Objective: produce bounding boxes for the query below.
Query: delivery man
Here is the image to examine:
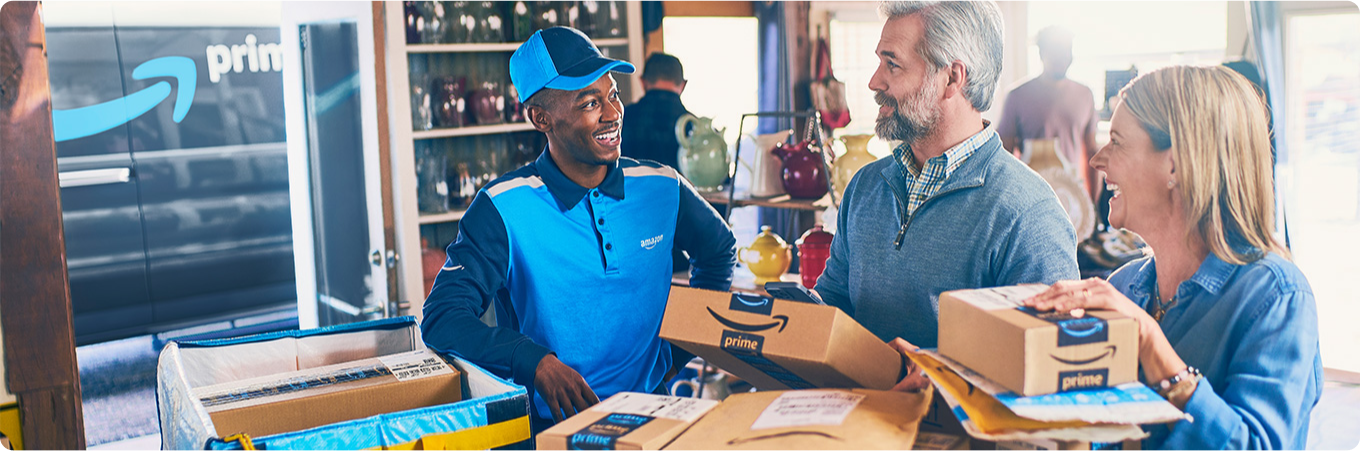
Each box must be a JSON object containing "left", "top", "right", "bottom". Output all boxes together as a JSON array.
[
  {"left": 815, "top": 1, "right": 1080, "bottom": 390},
  {"left": 419, "top": 27, "right": 737, "bottom": 431}
]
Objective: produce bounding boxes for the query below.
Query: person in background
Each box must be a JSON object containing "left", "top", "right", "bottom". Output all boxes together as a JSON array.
[
  {"left": 816, "top": 0, "right": 1079, "bottom": 382},
  {"left": 622, "top": 52, "right": 689, "bottom": 169},
  {"left": 420, "top": 27, "right": 736, "bottom": 431},
  {"left": 620, "top": 52, "right": 703, "bottom": 272},
  {"left": 997, "top": 25, "right": 1102, "bottom": 201},
  {"left": 1024, "top": 66, "right": 1322, "bottom": 449}
]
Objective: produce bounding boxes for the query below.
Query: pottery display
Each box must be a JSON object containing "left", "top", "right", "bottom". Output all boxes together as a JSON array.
[
  {"left": 796, "top": 224, "right": 834, "bottom": 289},
  {"left": 739, "top": 129, "right": 792, "bottom": 198},
  {"left": 772, "top": 139, "right": 830, "bottom": 200},
  {"left": 675, "top": 114, "right": 730, "bottom": 192},
  {"left": 833, "top": 134, "right": 875, "bottom": 200},
  {"left": 469, "top": 85, "right": 504, "bottom": 125},
  {"left": 416, "top": 143, "right": 449, "bottom": 213},
  {"left": 738, "top": 226, "right": 792, "bottom": 287}
]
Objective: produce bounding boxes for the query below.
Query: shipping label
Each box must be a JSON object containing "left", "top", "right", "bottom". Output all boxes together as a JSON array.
[
  {"left": 749, "top": 390, "right": 866, "bottom": 430},
  {"left": 593, "top": 392, "right": 718, "bottom": 422},
  {"left": 379, "top": 349, "right": 455, "bottom": 382}
]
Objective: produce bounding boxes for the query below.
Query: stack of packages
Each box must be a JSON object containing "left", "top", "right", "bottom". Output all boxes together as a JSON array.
[
  {"left": 536, "top": 286, "right": 935, "bottom": 450},
  {"left": 541, "top": 285, "right": 1190, "bottom": 450},
  {"left": 157, "top": 317, "right": 532, "bottom": 450},
  {"left": 918, "top": 284, "right": 1189, "bottom": 447}
]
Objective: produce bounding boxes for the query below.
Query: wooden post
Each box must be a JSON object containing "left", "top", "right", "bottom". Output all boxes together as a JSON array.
[{"left": 0, "top": 2, "right": 88, "bottom": 449}]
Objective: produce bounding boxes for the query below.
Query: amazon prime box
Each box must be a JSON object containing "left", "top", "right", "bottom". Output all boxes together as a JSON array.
[
  {"left": 938, "top": 285, "right": 1138, "bottom": 396},
  {"left": 658, "top": 286, "right": 902, "bottom": 391},
  {"left": 537, "top": 393, "right": 719, "bottom": 449}
]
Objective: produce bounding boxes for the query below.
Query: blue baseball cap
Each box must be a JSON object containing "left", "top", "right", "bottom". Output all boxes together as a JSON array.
[{"left": 510, "top": 27, "right": 635, "bottom": 104}]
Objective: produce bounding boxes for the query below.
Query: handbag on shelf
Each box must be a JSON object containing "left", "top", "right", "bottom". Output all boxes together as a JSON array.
[{"left": 809, "top": 36, "right": 851, "bottom": 131}]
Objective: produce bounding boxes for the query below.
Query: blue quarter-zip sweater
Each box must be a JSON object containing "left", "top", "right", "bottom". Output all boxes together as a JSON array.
[
  {"left": 421, "top": 150, "right": 736, "bottom": 420},
  {"left": 816, "top": 131, "right": 1079, "bottom": 347}
]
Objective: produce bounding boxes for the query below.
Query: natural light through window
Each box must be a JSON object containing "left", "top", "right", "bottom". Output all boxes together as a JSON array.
[{"left": 1282, "top": 12, "right": 1360, "bottom": 373}]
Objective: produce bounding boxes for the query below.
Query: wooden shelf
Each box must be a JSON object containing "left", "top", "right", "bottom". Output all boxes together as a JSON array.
[
  {"left": 417, "top": 208, "right": 467, "bottom": 224},
  {"left": 701, "top": 191, "right": 833, "bottom": 211},
  {"left": 406, "top": 38, "right": 629, "bottom": 54},
  {"left": 413, "top": 122, "right": 535, "bottom": 140}
]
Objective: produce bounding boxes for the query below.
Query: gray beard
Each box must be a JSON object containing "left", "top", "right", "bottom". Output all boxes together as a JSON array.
[{"left": 873, "top": 85, "right": 941, "bottom": 146}]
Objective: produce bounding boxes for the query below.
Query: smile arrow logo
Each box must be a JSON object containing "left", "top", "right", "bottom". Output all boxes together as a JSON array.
[{"left": 52, "top": 56, "right": 197, "bottom": 142}]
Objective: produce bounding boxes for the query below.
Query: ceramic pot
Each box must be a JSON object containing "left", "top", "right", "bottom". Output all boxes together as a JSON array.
[
  {"left": 738, "top": 226, "right": 792, "bottom": 287},
  {"left": 796, "top": 224, "right": 834, "bottom": 289},
  {"left": 421, "top": 238, "right": 444, "bottom": 298},
  {"left": 469, "top": 86, "right": 504, "bottom": 125},
  {"left": 675, "top": 114, "right": 729, "bottom": 192},
  {"left": 772, "top": 140, "right": 830, "bottom": 199},
  {"left": 740, "top": 130, "right": 791, "bottom": 198},
  {"left": 834, "top": 134, "right": 875, "bottom": 199}
]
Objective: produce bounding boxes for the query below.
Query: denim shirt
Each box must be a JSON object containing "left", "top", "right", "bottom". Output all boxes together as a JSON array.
[{"left": 1107, "top": 251, "right": 1322, "bottom": 449}]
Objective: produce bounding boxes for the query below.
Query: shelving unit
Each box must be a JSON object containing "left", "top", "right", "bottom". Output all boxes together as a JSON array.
[
  {"left": 381, "top": 2, "right": 646, "bottom": 315},
  {"left": 406, "top": 38, "right": 630, "bottom": 54},
  {"left": 412, "top": 122, "right": 535, "bottom": 140},
  {"left": 700, "top": 192, "right": 833, "bottom": 212},
  {"left": 417, "top": 209, "right": 466, "bottom": 225}
]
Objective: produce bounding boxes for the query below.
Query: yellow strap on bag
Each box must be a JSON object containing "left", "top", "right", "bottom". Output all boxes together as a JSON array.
[
  {"left": 903, "top": 348, "right": 1092, "bottom": 433},
  {"left": 222, "top": 433, "right": 256, "bottom": 450},
  {"left": 384, "top": 416, "right": 530, "bottom": 450}
]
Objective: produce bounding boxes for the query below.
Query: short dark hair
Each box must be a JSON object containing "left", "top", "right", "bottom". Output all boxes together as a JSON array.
[{"left": 641, "top": 53, "right": 684, "bottom": 84}]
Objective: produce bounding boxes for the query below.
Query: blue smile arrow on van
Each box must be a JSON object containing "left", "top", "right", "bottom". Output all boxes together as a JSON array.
[{"left": 51, "top": 56, "right": 197, "bottom": 142}]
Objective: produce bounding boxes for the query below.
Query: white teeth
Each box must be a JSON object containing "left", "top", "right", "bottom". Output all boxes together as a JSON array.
[
  {"left": 1107, "top": 183, "right": 1119, "bottom": 192},
  {"left": 595, "top": 129, "right": 619, "bottom": 140}
]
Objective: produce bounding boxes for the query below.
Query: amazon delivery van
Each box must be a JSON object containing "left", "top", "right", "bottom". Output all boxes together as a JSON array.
[{"left": 46, "top": 9, "right": 295, "bottom": 344}]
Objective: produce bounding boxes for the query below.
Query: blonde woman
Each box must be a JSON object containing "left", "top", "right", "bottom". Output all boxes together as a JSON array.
[{"left": 1024, "top": 66, "right": 1321, "bottom": 449}]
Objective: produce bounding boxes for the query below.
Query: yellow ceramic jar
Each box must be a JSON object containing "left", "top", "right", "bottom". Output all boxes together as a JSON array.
[
  {"left": 738, "top": 226, "right": 792, "bottom": 287},
  {"left": 834, "top": 134, "right": 877, "bottom": 199}
]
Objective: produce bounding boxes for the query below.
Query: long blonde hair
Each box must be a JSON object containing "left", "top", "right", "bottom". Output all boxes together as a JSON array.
[{"left": 1118, "top": 65, "right": 1289, "bottom": 264}]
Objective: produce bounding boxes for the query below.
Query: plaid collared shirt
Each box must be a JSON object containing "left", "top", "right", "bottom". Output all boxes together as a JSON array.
[{"left": 892, "top": 124, "right": 995, "bottom": 218}]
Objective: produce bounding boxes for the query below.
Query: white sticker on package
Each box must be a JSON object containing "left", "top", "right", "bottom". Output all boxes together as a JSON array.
[
  {"left": 594, "top": 392, "right": 719, "bottom": 422},
  {"left": 378, "top": 350, "right": 455, "bottom": 381},
  {"left": 954, "top": 285, "right": 1048, "bottom": 310},
  {"left": 749, "top": 391, "right": 866, "bottom": 430}
]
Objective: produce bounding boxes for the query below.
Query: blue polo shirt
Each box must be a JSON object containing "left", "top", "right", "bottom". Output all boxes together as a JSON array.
[{"left": 421, "top": 150, "right": 736, "bottom": 420}]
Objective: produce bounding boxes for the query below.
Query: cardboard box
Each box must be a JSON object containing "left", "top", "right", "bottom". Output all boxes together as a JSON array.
[
  {"left": 938, "top": 285, "right": 1138, "bottom": 397},
  {"left": 158, "top": 317, "right": 532, "bottom": 450},
  {"left": 663, "top": 389, "right": 931, "bottom": 450},
  {"left": 537, "top": 393, "right": 720, "bottom": 450},
  {"left": 659, "top": 286, "right": 901, "bottom": 391},
  {"left": 196, "top": 350, "right": 462, "bottom": 439}
]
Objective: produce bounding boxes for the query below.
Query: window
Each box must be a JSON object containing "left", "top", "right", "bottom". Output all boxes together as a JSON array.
[
  {"left": 830, "top": 18, "right": 896, "bottom": 159},
  {"left": 1026, "top": 2, "right": 1227, "bottom": 114},
  {"left": 1281, "top": 11, "right": 1360, "bottom": 373}
]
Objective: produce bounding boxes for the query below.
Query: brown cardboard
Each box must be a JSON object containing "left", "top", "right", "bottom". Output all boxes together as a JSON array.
[
  {"left": 658, "top": 286, "right": 901, "bottom": 391},
  {"left": 663, "top": 389, "right": 931, "bottom": 450},
  {"left": 537, "top": 393, "right": 719, "bottom": 450},
  {"left": 938, "top": 285, "right": 1138, "bottom": 396},
  {"left": 200, "top": 355, "right": 463, "bottom": 439}
]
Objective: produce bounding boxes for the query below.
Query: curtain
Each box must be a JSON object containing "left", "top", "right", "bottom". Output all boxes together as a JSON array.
[
  {"left": 754, "top": 1, "right": 813, "bottom": 270},
  {"left": 1247, "top": 1, "right": 1290, "bottom": 248}
]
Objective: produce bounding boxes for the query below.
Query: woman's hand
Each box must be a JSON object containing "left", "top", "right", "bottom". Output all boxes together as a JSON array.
[
  {"left": 1024, "top": 278, "right": 1188, "bottom": 385},
  {"left": 888, "top": 338, "right": 931, "bottom": 393},
  {"left": 1023, "top": 278, "right": 1144, "bottom": 320}
]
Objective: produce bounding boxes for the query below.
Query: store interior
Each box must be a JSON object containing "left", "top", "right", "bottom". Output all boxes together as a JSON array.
[{"left": 1, "top": 1, "right": 1359, "bottom": 449}]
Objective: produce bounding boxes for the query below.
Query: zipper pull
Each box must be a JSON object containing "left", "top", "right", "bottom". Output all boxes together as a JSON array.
[{"left": 893, "top": 223, "right": 907, "bottom": 250}]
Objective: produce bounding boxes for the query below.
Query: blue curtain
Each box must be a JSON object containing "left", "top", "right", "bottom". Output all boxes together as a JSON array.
[
  {"left": 753, "top": 1, "right": 813, "bottom": 269},
  {"left": 1250, "top": 1, "right": 1287, "bottom": 165},
  {"left": 1248, "top": 1, "right": 1291, "bottom": 248}
]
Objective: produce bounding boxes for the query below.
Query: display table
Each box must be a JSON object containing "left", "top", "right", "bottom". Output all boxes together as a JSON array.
[{"left": 670, "top": 267, "right": 802, "bottom": 297}]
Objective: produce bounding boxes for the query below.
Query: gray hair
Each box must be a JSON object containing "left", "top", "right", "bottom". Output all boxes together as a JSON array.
[{"left": 879, "top": 1, "right": 1004, "bottom": 112}]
